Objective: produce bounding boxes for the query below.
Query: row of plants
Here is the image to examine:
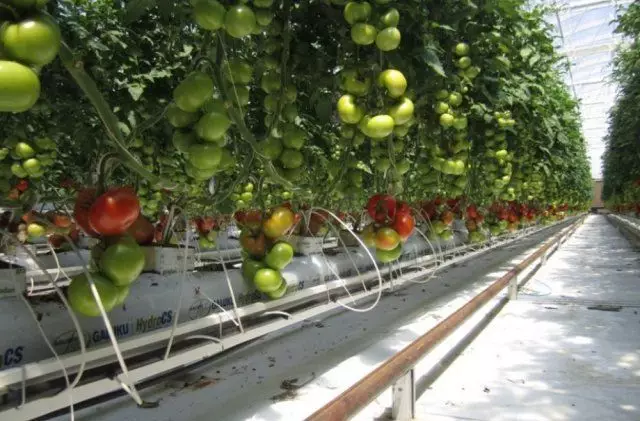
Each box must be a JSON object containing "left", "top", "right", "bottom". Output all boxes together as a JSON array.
[
  {"left": 0, "top": 0, "right": 591, "bottom": 317},
  {"left": 602, "top": 2, "right": 640, "bottom": 215}
]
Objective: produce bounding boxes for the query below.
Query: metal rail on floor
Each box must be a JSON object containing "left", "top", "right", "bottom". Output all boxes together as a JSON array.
[{"left": 306, "top": 217, "right": 584, "bottom": 421}]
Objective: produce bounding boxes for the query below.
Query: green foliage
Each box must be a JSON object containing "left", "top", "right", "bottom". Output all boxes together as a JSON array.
[{"left": 602, "top": 2, "right": 640, "bottom": 207}]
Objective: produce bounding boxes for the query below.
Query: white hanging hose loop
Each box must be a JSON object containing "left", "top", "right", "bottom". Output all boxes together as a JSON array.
[
  {"left": 262, "top": 310, "right": 292, "bottom": 319},
  {"left": 183, "top": 335, "right": 223, "bottom": 348},
  {"left": 311, "top": 207, "right": 384, "bottom": 313}
]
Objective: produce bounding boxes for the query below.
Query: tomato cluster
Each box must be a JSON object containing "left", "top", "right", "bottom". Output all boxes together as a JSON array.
[
  {"left": 0, "top": 2, "right": 60, "bottom": 113},
  {"left": 361, "top": 194, "right": 414, "bottom": 263},
  {"left": 238, "top": 206, "right": 296, "bottom": 299},
  {"left": 69, "top": 186, "right": 147, "bottom": 316}
]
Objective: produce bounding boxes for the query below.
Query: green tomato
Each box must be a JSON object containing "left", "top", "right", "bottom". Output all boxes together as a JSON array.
[
  {"left": 172, "top": 130, "right": 196, "bottom": 153},
  {"left": 0, "top": 61, "right": 40, "bottom": 113},
  {"left": 389, "top": 97, "right": 414, "bottom": 125},
  {"left": 337, "top": 94, "right": 364, "bottom": 124},
  {"left": 435, "top": 101, "right": 449, "bottom": 114},
  {"left": 361, "top": 114, "right": 394, "bottom": 139},
  {"left": 378, "top": 69, "right": 406, "bottom": 98},
  {"left": 255, "top": 9, "right": 274, "bottom": 26},
  {"left": 376, "top": 243, "right": 402, "bottom": 263},
  {"left": 15, "top": 142, "right": 35, "bottom": 158},
  {"left": 253, "top": 268, "right": 283, "bottom": 293},
  {"left": 224, "top": 58, "right": 253, "bottom": 85},
  {"left": 187, "top": 143, "right": 222, "bottom": 169},
  {"left": 22, "top": 158, "right": 41, "bottom": 175},
  {"left": 279, "top": 148, "right": 304, "bottom": 169},
  {"left": 344, "top": 76, "right": 372, "bottom": 96},
  {"left": 242, "top": 259, "right": 266, "bottom": 283},
  {"left": 224, "top": 5, "right": 257, "bottom": 38},
  {"left": 193, "top": 0, "right": 226, "bottom": 30},
  {"left": 435, "top": 89, "right": 449, "bottom": 100},
  {"left": 100, "top": 237, "right": 145, "bottom": 286},
  {"left": 375, "top": 27, "right": 401, "bottom": 51},
  {"left": 261, "top": 71, "right": 281, "bottom": 93},
  {"left": 439, "top": 113, "right": 454, "bottom": 128},
  {"left": 343, "top": 1, "right": 372, "bottom": 25},
  {"left": 195, "top": 112, "right": 231, "bottom": 143},
  {"left": 174, "top": 72, "right": 214, "bottom": 112},
  {"left": 11, "top": 163, "right": 27, "bottom": 178},
  {"left": 455, "top": 42, "right": 470, "bottom": 56},
  {"left": 260, "top": 136, "right": 283, "bottom": 160},
  {"left": 448, "top": 92, "right": 463, "bottom": 107},
  {"left": 167, "top": 103, "right": 199, "bottom": 128},
  {"left": 464, "top": 66, "right": 480, "bottom": 79},
  {"left": 351, "top": 23, "right": 377, "bottom": 45},
  {"left": 457, "top": 56, "right": 472, "bottom": 69},
  {"left": 267, "top": 280, "right": 288, "bottom": 299},
  {"left": 453, "top": 116, "right": 468, "bottom": 130},
  {"left": 380, "top": 8, "right": 399, "bottom": 27},
  {"left": 68, "top": 273, "right": 119, "bottom": 317},
  {"left": 264, "top": 241, "right": 294, "bottom": 270},
  {"left": 1, "top": 14, "right": 61, "bottom": 66},
  {"left": 282, "top": 126, "right": 306, "bottom": 150}
]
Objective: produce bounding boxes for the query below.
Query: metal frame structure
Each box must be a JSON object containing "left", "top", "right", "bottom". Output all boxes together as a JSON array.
[{"left": 543, "top": 0, "right": 634, "bottom": 178}]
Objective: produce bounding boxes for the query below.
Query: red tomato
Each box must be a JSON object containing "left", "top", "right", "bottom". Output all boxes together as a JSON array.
[
  {"left": 466, "top": 205, "right": 478, "bottom": 220},
  {"left": 88, "top": 187, "right": 140, "bottom": 236},
  {"left": 375, "top": 227, "right": 401, "bottom": 251},
  {"left": 16, "top": 179, "right": 28, "bottom": 192},
  {"left": 393, "top": 212, "right": 415, "bottom": 240},
  {"left": 74, "top": 188, "right": 99, "bottom": 237},
  {"left": 441, "top": 210, "right": 454, "bottom": 225},
  {"left": 126, "top": 214, "right": 155, "bottom": 245},
  {"left": 7, "top": 188, "right": 19, "bottom": 201},
  {"left": 395, "top": 200, "right": 411, "bottom": 215},
  {"left": 367, "top": 194, "right": 397, "bottom": 224}
]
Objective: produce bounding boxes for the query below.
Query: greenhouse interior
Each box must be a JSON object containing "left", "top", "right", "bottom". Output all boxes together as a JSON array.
[{"left": 0, "top": 0, "right": 639, "bottom": 420}]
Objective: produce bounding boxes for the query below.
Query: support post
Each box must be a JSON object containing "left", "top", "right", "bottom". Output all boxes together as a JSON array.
[
  {"left": 508, "top": 274, "right": 518, "bottom": 300},
  {"left": 391, "top": 369, "right": 415, "bottom": 420}
]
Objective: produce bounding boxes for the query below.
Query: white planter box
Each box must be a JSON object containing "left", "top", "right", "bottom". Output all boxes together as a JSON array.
[
  {"left": 338, "top": 230, "right": 362, "bottom": 247},
  {"left": 141, "top": 246, "right": 195, "bottom": 273},
  {"left": 284, "top": 235, "right": 339, "bottom": 255}
]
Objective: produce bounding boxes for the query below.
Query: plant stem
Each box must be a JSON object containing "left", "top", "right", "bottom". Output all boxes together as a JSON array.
[{"left": 59, "top": 42, "right": 179, "bottom": 191}]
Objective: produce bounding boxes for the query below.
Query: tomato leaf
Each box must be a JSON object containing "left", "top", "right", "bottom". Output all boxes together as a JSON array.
[
  {"left": 124, "top": 0, "right": 157, "bottom": 24},
  {"left": 422, "top": 49, "right": 445, "bottom": 77}
]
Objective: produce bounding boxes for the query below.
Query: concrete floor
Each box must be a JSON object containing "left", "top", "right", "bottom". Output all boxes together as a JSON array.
[{"left": 413, "top": 215, "right": 640, "bottom": 421}]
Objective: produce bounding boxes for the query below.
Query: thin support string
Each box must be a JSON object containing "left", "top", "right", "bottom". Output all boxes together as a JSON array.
[
  {"left": 185, "top": 271, "right": 241, "bottom": 329},
  {"left": 163, "top": 212, "right": 191, "bottom": 360},
  {"left": 214, "top": 238, "right": 244, "bottom": 333},
  {"left": 262, "top": 310, "right": 292, "bottom": 319}
]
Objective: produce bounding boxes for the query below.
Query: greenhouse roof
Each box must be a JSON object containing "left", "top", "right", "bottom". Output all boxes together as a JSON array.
[{"left": 540, "top": 0, "right": 633, "bottom": 178}]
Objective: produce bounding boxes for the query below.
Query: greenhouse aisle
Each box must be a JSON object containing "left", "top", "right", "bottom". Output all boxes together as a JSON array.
[
  {"left": 48, "top": 222, "right": 575, "bottom": 421},
  {"left": 413, "top": 215, "right": 640, "bottom": 421}
]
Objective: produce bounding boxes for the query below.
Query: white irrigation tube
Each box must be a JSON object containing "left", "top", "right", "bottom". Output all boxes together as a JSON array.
[{"left": 312, "top": 208, "right": 385, "bottom": 313}]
